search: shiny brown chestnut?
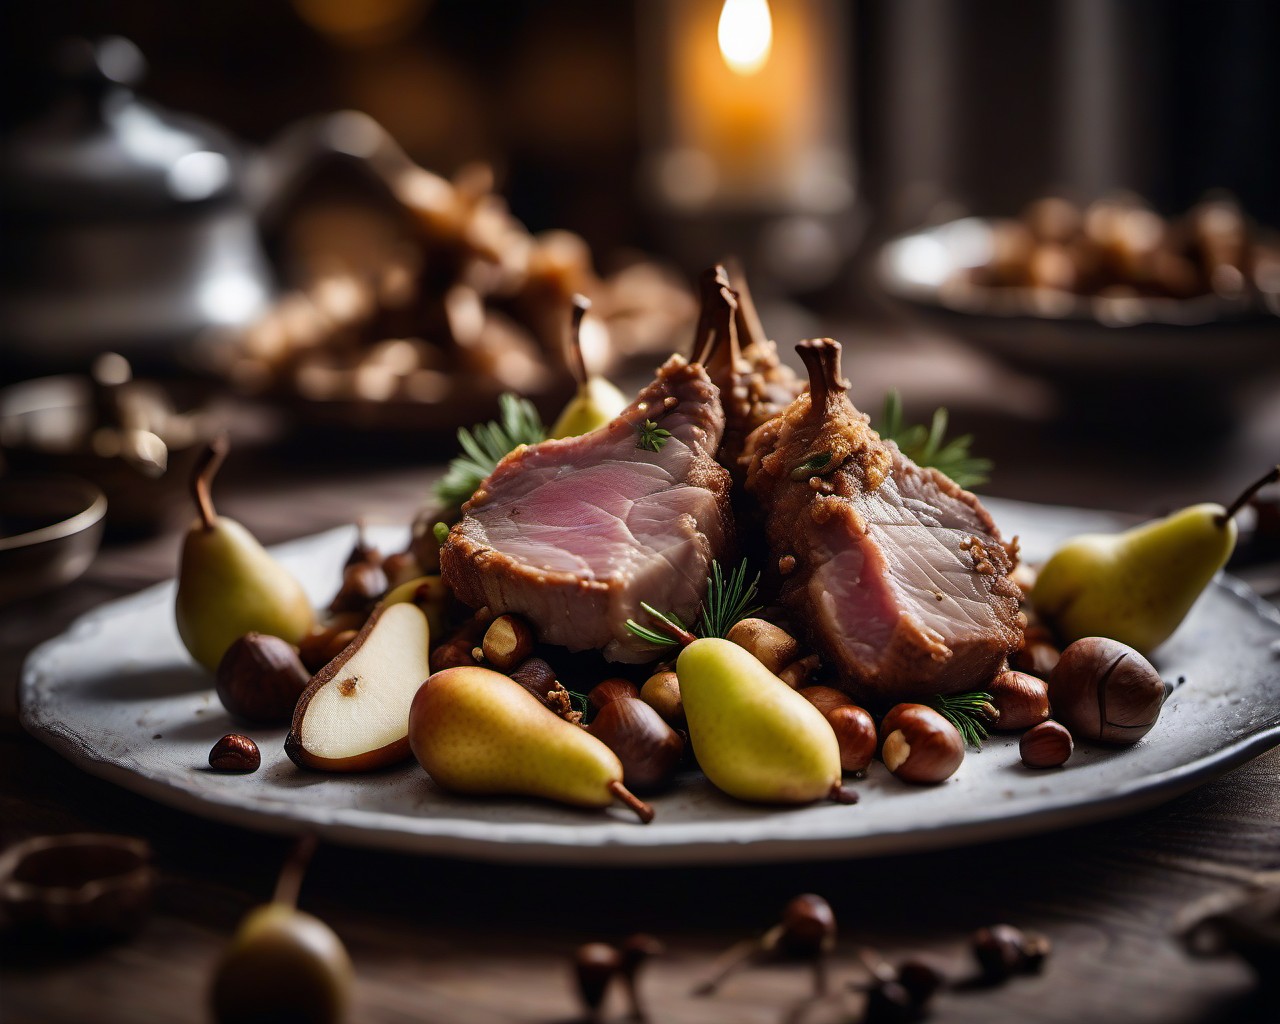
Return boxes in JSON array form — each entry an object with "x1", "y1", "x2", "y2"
[
  {"x1": 588, "y1": 677, "x2": 639, "y2": 714},
  {"x1": 880, "y1": 704, "x2": 964, "y2": 785},
  {"x1": 587, "y1": 697, "x2": 684, "y2": 793},
  {"x1": 1020, "y1": 720, "x2": 1073, "y2": 768},
  {"x1": 988, "y1": 670, "x2": 1050, "y2": 732},
  {"x1": 216, "y1": 633, "x2": 311, "y2": 724},
  {"x1": 1048, "y1": 637, "x2": 1165, "y2": 745}
]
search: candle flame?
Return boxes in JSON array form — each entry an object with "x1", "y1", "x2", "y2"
[{"x1": 718, "y1": 0, "x2": 772, "y2": 76}]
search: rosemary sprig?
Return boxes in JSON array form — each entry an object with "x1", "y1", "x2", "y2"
[
  {"x1": 625, "y1": 559, "x2": 761, "y2": 647},
  {"x1": 636, "y1": 419, "x2": 672, "y2": 454},
  {"x1": 929, "y1": 691, "x2": 996, "y2": 749},
  {"x1": 434, "y1": 394, "x2": 545, "y2": 509},
  {"x1": 874, "y1": 390, "x2": 992, "y2": 489}
]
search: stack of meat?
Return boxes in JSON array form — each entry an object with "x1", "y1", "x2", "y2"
[{"x1": 440, "y1": 266, "x2": 1025, "y2": 704}]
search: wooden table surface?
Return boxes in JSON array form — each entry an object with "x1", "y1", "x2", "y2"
[{"x1": 4, "y1": 324, "x2": 1279, "y2": 1024}]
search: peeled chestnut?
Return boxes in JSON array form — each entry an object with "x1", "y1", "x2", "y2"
[
  {"x1": 1048, "y1": 637, "x2": 1165, "y2": 745},
  {"x1": 880, "y1": 704, "x2": 964, "y2": 785},
  {"x1": 639, "y1": 670, "x2": 684, "y2": 727},
  {"x1": 216, "y1": 634, "x2": 312, "y2": 724},
  {"x1": 587, "y1": 697, "x2": 684, "y2": 793},
  {"x1": 725, "y1": 618, "x2": 800, "y2": 674},
  {"x1": 988, "y1": 670, "x2": 1050, "y2": 732}
]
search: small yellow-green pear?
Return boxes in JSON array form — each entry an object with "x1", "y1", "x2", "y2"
[
  {"x1": 1033, "y1": 467, "x2": 1278, "y2": 654},
  {"x1": 409, "y1": 666, "x2": 654, "y2": 821},
  {"x1": 549, "y1": 293, "x2": 628, "y2": 439},
  {"x1": 677, "y1": 638, "x2": 842, "y2": 804},
  {"x1": 176, "y1": 439, "x2": 314, "y2": 671}
]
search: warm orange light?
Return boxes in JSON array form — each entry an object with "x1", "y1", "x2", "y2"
[{"x1": 718, "y1": 0, "x2": 773, "y2": 75}]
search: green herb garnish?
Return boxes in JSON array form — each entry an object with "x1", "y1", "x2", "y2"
[
  {"x1": 625, "y1": 559, "x2": 761, "y2": 647},
  {"x1": 790, "y1": 450, "x2": 833, "y2": 480},
  {"x1": 636, "y1": 419, "x2": 672, "y2": 453},
  {"x1": 929, "y1": 691, "x2": 997, "y2": 748},
  {"x1": 432, "y1": 521, "x2": 450, "y2": 545},
  {"x1": 875, "y1": 390, "x2": 992, "y2": 489},
  {"x1": 435, "y1": 394, "x2": 545, "y2": 509}
]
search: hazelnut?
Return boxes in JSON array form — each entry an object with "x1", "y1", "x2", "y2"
[
  {"x1": 725, "y1": 618, "x2": 800, "y2": 674},
  {"x1": 988, "y1": 670, "x2": 1050, "y2": 731},
  {"x1": 588, "y1": 678, "x2": 639, "y2": 714},
  {"x1": 828, "y1": 705, "x2": 877, "y2": 774},
  {"x1": 639, "y1": 670, "x2": 684, "y2": 727},
  {"x1": 880, "y1": 705, "x2": 964, "y2": 785},
  {"x1": 1012, "y1": 639, "x2": 1060, "y2": 678},
  {"x1": 1020, "y1": 720, "x2": 1073, "y2": 768},
  {"x1": 328, "y1": 560, "x2": 388, "y2": 615},
  {"x1": 481, "y1": 613, "x2": 536, "y2": 671},
  {"x1": 209, "y1": 734, "x2": 261, "y2": 773},
  {"x1": 215, "y1": 633, "x2": 312, "y2": 725},
  {"x1": 778, "y1": 893, "x2": 836, "y2": 957},
  {"x1": 1048, "y1": 637, "x2": 1165, "y2": 745}
]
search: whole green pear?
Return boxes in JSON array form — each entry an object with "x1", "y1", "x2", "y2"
[
  {"x1": 176, "y1": 439, "x2": 314, "y2": 671},
  {"x1": 1032, "y1": 503, "x2": 1236, "y2": 655},
  {"x1": 549, "y1": 292, "x2": 629, "y2": 439},
  {"x1": 550, "y1": 375, "x2": 629, "y2": 439},
  {"x1": 409, "y1": 666, "x2": 653, "y2": 821},
  {"x1": 676, "y1": 638, "x2": 841, "y2": 804},
  {"x1": 210, "y1": 901, "x2": 353, "y2": 1024}
]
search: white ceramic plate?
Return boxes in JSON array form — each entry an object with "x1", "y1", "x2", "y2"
[{"x1": 20, "y1": 500, "x2": 1280, "y2": 865}]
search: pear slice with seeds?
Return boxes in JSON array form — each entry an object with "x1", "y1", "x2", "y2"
[{"x1": 285, "y1": 602, "x2": 431, "y2": 772}]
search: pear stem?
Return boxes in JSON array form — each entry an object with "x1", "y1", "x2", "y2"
[
  {"x1": 608, "y1": 779, "x2": 655, "y2": 823},
  {"x1": 272, "y1": 834, "x2": 318, "y2": 908},
  {"x1": 191, "y1": 435, "x2": 229, "y2": 531},
  {"x1": 566, "y1": 293, "x2": 591, "y2": 387},
  {"x1": 829, "y1": 782, "x2": 859, "y2": 805},
  {"x1": 1216, "y1": 464, "x2": 1280, "y2": 527}
]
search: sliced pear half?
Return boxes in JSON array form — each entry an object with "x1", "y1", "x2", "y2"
[{"x1": 286, "y1": 602, "x2": 431, "y2": 772}]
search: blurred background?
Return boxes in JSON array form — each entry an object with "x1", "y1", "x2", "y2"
[{"x1": 2, "y1": 0, "x2": 1279, "y2": 572}]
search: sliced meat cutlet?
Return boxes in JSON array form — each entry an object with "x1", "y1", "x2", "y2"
[
  {"x1": 441, "y1": 355, "x2": 734, "y2": 663},
  {"x1": 744, "y1": 339, "x2": 1024, "y2": 703}
]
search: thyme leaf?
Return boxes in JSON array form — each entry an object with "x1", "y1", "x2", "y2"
[
  {"x1": 929, "y1": 691, "x2": 997, "y2": 749},
  {"x1": 636, "y1": 419, "x2": 672, "y2": 453},
  {"x1": 790, "y1": 450, "x2": 833, "y2": 480},
  {"x1": 875, "y1": 390, "x2": 992, "y2": 489},
  {"x1": 434, "y1": 394, "x2": 545, "y2": 509}
]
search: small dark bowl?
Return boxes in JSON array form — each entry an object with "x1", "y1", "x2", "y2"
[
  {"x1": 876, "y1": 218, "x2": 1280, "y2": 423},
  {"x1": 0, "y1": 475, "x2": 106, "y2": 605},
  {"x1": 0, "y1": 833, "x2": 153, "y2": 936}
]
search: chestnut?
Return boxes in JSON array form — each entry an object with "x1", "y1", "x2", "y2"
[
  {"x1": 1048, "y1": 637, "x2": 1165, "y2": 745},
  {"x1": 587, "y1": 697, "x2": 684, "y2": 793},
  {"x1": 639, "y1": 670, "x2": 684, "y2": 727},
  {"x1": 988, "y1": 670, "x2": 1050, "y2": 732},
  {"x1": 798, "y1": 685, "x2": 852, "y2": 718},
  {"x1": 1020, "y1": 720, "x2": 1073, "y2": 768},
  {"x1": 216, "y1": 633, "x2": 311, "y2": 724},
  {"x1": 880, "y1": 704, "x2": 964, "y2": 785},
  {"x1": 588, "y1": 677, "x2": 640, "y2": 714},
  {"x1": 829, "y1": 705, "x2": 877, "y2": 774}
]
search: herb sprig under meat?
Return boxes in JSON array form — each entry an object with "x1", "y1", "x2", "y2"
[
  {"x1": 626, "y1": 559, "x2": 762, "y2": 647},
  {"x1": 875, "y1": 390, "x2": 992, "y2": 489},
  {"x1": 928, "y1": 691, "x2": 997, "y2": 748},
  {"x1": 435, "y1": 394, "x2": 546, "y2": 509}
]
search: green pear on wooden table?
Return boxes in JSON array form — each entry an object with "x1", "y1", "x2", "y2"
[
  {"x1": 175, "y1": 438, "x2": 314, "y2": 671},
  {"x1": 286, "y1": 602, "x2": 431, "y2": 772},
  {"x1": 676, "y1": 638, "x2": 844, "y2": 805},
  {"x1": 549, "y1": 294, "x2": 628, "y2": 439},
  {"x1": 1032, "y1": 466, "x2": 1279, "y2": 655},
  {"x1": 409, "y1": 666, "x2": 654, "y2": 821}
]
